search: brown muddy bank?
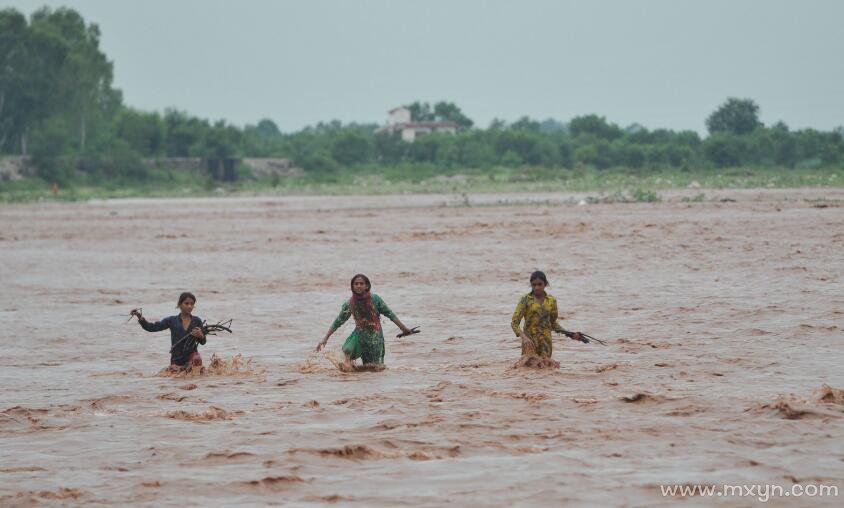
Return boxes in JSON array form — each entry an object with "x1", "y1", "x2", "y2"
[{"x1": 1, "y1": 189, "x2": 842, "y2": 505}]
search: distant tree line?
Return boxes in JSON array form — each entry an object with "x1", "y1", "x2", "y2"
[{"x1": 1, "y1": 7, "x2": 842, "y2": 183}]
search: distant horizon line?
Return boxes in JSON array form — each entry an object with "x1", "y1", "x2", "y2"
[{"x1": 122, "y1": 104, "x2": 842, "y2": 136}]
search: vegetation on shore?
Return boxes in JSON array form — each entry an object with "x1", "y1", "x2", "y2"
[
  {"x1": 1, "y1": 165, "x2": 840, "y2": 203},
  {"x1": 1, "y1": 6, "x2": 842, "y2": 203}
]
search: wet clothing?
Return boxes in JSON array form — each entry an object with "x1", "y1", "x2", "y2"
[
  {"x1": 186, "y1": 351, "x2": 203, "y2": 368},
  {"x1": 139, "y1": 315, "x2": 205, "y2": 366},
  {"x1": 349, "y1": 292, "x2": 382, "y2": 331},
  {"x1": 511, "y1": 292, "x2": 564, "y2": 358},
  {"x1": 331, "y1": 293, "x2": 397, "y2": 364}
]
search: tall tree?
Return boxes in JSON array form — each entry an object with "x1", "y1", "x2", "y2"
[
  {"x1": 569, "y1": 114, "x2": 623, "y2": 140},
  {"x1": 705, "y1": 97, "x2": 761, "y2": 135},
  {"x1": 406, "y1": 101, "x2": 434, "y2": 122},
  {"x1": 255, "y1": 118, "x2": 281, "y2": 138},
  {"x1": 432, "y1": 101, "x2": 473, "y2": 128},
  {"x1": 114, "y1": 107, "x2": 163, "y2": 156},
  {"x1": 0, "y1": 9, "x2": 28, "y2": 150},
  {"x1": 31, "y1": 7, "x2": 120, "y2": 151},
  {"x1": 539, "y1": 118, "x2": 567, "y2": 134},
  {"x1": 331, "y1": 129, "x2": 372, "y2": 166},
  {"x1": 405, "y1": 101, "x2": 473, "y2": 128},
  {"x1": 509, "y1": 116, "x2": 541, "y2": 132},
  {"x1": 0, "y1": 8, "x2": 68, "y2": 154},
  {"x1": 163, "y1": 109, "x2": 207, "y2": 157}
]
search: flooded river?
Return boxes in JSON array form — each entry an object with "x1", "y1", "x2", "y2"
[{"x1": 1, "y1": 189, "x2": 842, "y2": 505}]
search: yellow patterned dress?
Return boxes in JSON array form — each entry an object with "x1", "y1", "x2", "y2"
[{"x1": 511, "y1": 292, "x2": 565, "y2": 357}]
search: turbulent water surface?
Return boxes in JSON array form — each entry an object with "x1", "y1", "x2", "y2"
[{"x1": 1, "y1": 189, "x2": 843, "y2": 506}]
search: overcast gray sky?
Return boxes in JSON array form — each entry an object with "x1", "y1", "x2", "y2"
[{"x1": 6, "y1": 0, "x2": 843, "y2": 133}]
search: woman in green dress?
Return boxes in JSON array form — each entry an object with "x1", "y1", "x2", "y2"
[
  {"x1": 316, "y1": 274, "x2": 413, "y2": 371},
  {"x1": 511, "y1": 271, "x2": 584, "y2": 361}
]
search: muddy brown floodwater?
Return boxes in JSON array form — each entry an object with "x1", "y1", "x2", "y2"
[{"x1": 1, "y1": 189, "x2": 843, "y2": 506}]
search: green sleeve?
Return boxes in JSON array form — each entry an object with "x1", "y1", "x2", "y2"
[
  {"x1": 374, "y1": 294, "x2": 397, "y2": 321},
  {"x1": 511, "y1": 296, "x2": 527, "y2": 336},
  {"x1": 551, "y1": 298, "x2": 564, "y2": 333},
  {"x1": 330, "y1": 301, "x2": 352, "y2": 331}
]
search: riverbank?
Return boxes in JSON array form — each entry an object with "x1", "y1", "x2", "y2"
[{"x1": 1, "y1": 165, "x2": 841, "y2": 203}]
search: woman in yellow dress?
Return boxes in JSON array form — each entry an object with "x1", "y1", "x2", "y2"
[{"x1": 511, "y1": 271, "x2": 584, "y2": 359}]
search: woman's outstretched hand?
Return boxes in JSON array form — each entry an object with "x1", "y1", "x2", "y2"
[{"x1": 315, "y1": 338, "x2": 328, "y2": 352}]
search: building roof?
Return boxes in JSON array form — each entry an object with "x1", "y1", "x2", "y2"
[{"x1": 389, "y1": 106, "x2": 410, "y2": 113}]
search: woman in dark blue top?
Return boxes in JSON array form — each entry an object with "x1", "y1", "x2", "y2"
[{"x1": 132, "y1": 292, "x2": 206, "y2": 369}]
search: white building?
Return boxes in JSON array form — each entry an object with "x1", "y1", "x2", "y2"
[
  {"x1": 376, "y1": 106, "x2": 459, "y2": 142},
  {"x1": 389, "y1": 106, "x2": 412, "y2": 125}
]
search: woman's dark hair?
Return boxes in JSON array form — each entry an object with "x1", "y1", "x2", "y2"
[
  {"x1": 529, "y1": 270, "x2": 549, "y2": 287},
  {"x1": 176, "y1": 292, "x2": 197, "y2": 308},
  {"x1": 350, "y1": 274, "x2": 372, "y2": 292}
]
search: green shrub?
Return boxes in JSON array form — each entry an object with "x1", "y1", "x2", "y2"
[{"x1": 632, "y1": 188, "x2": 660, "y2": 202}]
